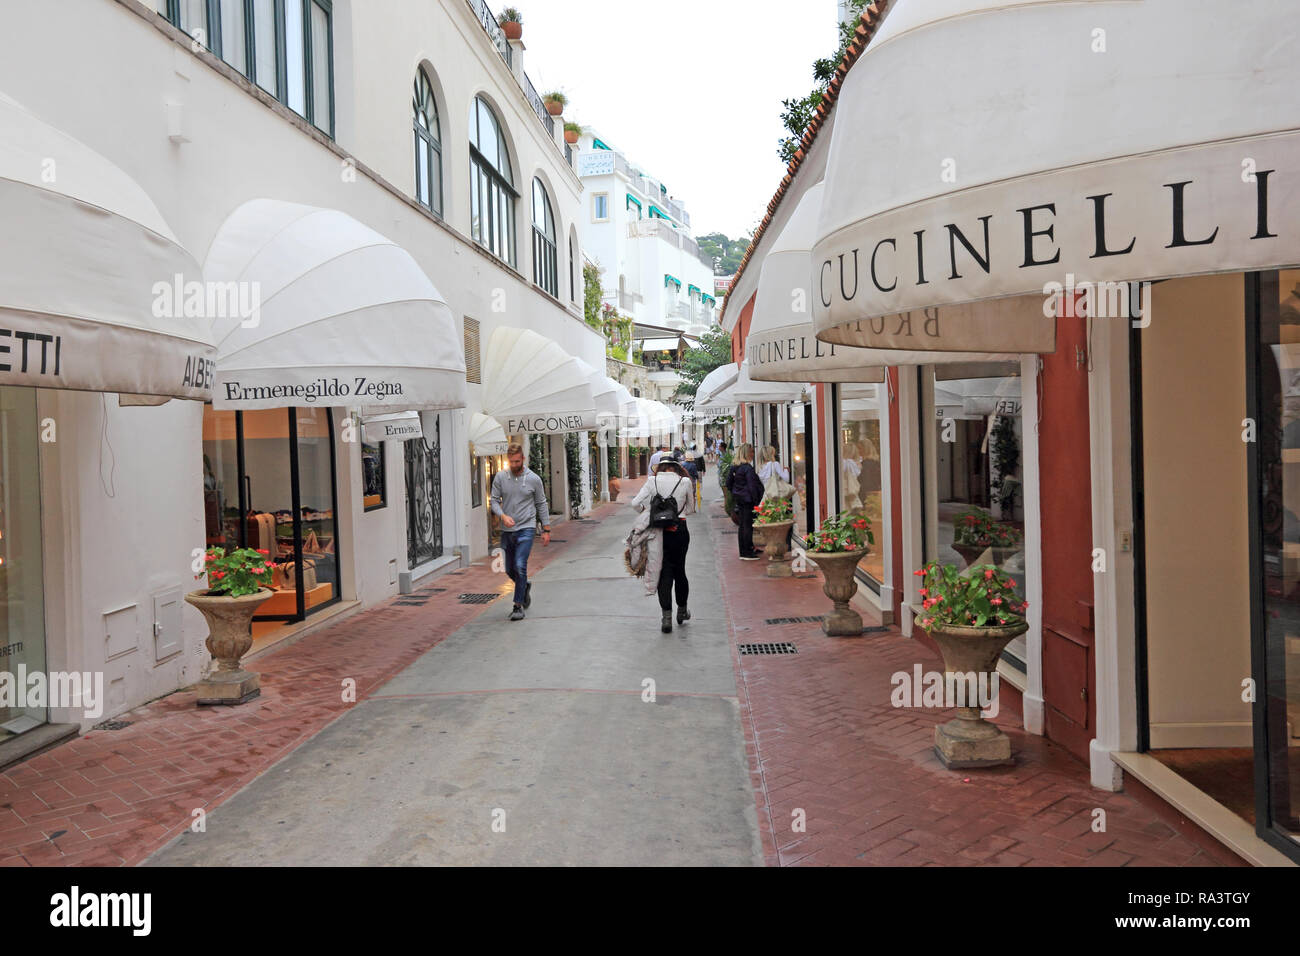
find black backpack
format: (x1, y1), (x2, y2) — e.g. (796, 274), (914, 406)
(649, 476), (685, 528)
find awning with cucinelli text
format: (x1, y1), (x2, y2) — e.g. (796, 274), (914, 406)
(812, 0), (1300, 353)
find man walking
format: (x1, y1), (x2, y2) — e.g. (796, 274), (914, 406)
(648, 441), (671, 471)
(490, 442), (551, 621)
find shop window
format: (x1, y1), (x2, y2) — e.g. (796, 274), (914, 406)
(791, 401), (813, 540)
(469, 96), (516, 267)
(835, 384), (886, 588)
(532, 178), (558, 297)
(162, 0), (334, 136)
(362, 441), (386, 511)
(922, 366), (1026, 663)
(592, 193), (608, 222)
(413, 69), (443, 217)
(471, 451), (483, 509)
(0, 387), (47, 742)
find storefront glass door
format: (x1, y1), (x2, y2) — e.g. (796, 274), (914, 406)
(0, 386), (46, 741)
(790, 402), (813, 541)
(1252, 267), (1300, 856)
(404, 416), (443, 568)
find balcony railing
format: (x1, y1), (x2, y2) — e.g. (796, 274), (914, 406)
(626, 220), (715, 270)
(467, 0), (565, 150)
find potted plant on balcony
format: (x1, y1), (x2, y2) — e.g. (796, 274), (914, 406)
(951, 506), (1023, 568)
(185, 546), (275, 705)
(807, 512), (874, 635)
(497, 8), (523, 40)
(914, 561), (1030, 768)
(542, 91), (567, 116)
(563, 121), (582, 144)
(753, 495), (794, 577)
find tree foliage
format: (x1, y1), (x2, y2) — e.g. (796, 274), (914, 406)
(777, 1), (870, 164)
(696, 232), (751, 276)
(674, 325), (732, 400)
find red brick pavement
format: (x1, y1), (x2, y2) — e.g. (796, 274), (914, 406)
(707, 505), (1245, 868)
(0, 503), (621, 867)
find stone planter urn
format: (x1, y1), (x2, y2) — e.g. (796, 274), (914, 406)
(928, 620), (1029, 769)
(808, 548), (869, 636)
(754, 520), (794, 577)
(185, 588), (272, 705)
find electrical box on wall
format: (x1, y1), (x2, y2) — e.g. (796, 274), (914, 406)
(103, 604), (139, 661)
(152, 587), (183, 661)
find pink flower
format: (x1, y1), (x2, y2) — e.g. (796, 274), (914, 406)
(918, 588), (928, 597)
(984, 568), (995, 580)
(991, 597), (1002, 606)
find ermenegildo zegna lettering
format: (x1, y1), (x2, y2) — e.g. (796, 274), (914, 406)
(818, 165), (1280, 312)
(222, 377), (404, 403)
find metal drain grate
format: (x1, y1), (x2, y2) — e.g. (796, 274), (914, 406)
(738, 642), (798, 656)
(458, 592), (501, 604)
(765, 616), (825, 625)
(95, 720), (133, 731)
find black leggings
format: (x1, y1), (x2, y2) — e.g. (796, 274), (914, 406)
(736, 501), (756, 555)
(658, 523), (690, 611)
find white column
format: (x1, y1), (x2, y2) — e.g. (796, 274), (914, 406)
(1019, 355), (1046, 736)
(896, 367), (924, 637)
(1088, 316), (1140, 790)
(877, 378), (896, 614)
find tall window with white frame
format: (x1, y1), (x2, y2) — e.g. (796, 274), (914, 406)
(569, 235), (576, 303)
(412, 70), (443, 217)
(161, 0), (333, 136)
(532, 179), (558, 297)
(469, 96), (516, 267)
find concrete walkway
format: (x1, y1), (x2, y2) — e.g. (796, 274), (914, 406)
(147, 482), (763, 866)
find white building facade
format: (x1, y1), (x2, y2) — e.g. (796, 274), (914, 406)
(573, 132), (718, 337)
(0, 0), (605, 752)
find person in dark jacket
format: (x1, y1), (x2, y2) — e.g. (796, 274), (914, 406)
(728, 443), (764, 560)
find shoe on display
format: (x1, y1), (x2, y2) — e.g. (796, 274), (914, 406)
(509, 605), (525, 621)
(661, 610), (673, 634)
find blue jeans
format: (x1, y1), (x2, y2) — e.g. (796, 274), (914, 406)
(501, 527), (535, 606)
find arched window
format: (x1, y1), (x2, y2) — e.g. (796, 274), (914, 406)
(413, 70), (443, 217)
(569, 234), (576, 303)
(469, 96), (516, 266)
(532, 179), (558, 297)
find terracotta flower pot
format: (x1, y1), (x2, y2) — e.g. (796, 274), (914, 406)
(185, 588), (273, 705)
(928, 620), (1029, 769)
(608, 477), (621, 502)
(754, 520), (794, 578)
(545, 100), (565, 117)
(808, 548), (869, 635)
(564, 128), (579, 144)
(501, 21), (522, 40)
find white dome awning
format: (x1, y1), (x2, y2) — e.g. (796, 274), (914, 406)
(750, 183), (882, 385)
(813, 0), (1300, 353)
(575, 358), (620, 418)
(468, 412), (509, 457)
(205, 199), (468, 411)
(696, 362), (738, 406)
(482, 326), (597, 433)
(731, 361), (805, 404)
(361, 410), (422, 443)
(0, 93), (213, 400)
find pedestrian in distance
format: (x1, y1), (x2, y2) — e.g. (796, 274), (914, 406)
(648, 442), (671, 471)
(684, 450), (702, 508)
(631, 457), (696, 633)
(489, 442), (550, 621)
(728, 443), (764, 560)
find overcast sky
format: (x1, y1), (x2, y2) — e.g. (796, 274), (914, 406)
(519, 0), (840, 240)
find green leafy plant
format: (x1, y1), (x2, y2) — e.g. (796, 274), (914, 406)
(754, 496), (793, 524)
(808, 511), (874, 553)
(990, 415), (1021, 516)
(197, 546), (274, 597)
(607, 445), (620, 479)
(914, 562), (1029, 631)
(777, 0), (870, 164)
(564, 432), (583, 518)
(673, 325), (732, 400)
(952, 506), (1022, 548)
(563, 121), (582, 135)
(541, 91), (567, 109)
(497, 8), (522, 24)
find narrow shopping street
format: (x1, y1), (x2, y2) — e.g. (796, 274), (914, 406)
(0, 478), (1232, 868)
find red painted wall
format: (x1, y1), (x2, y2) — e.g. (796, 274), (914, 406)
(1038, 309), (1096, 762)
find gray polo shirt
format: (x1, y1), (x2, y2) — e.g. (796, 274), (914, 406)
(490, 466), (549, 531)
